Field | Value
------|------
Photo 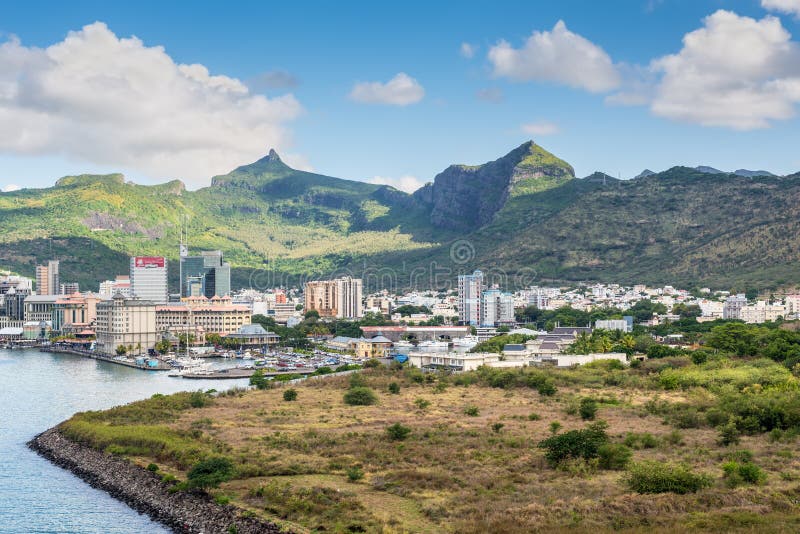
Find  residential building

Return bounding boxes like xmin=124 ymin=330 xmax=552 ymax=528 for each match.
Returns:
xmin=481 ymin=289 xmax=515 ymax=326
xmin=99 ymin=275 xmax=132 ymax=297
xmin=59 ymin=282 xmax=80 ymax=295
xmin=179 ymin=250 xmax=231 ymax=298
xmin=595 ymin=317 xmax=633 ymax=333
xmin=723 ymin=294 xmax=747 ymax=320
xmin=458 ymin=270 xmax=484 ymax=326
xmin=360 ymin=325 xmax=470 ymax=342
xmin=130 ymin=256 xmax=169 ymax=304
xmin=408 ymin=351 xmax=501 ymax=372
xmin=785 ymin=295 xmax=800 ymax=318
xmin=35 ymin=260 xmax=59 ymax=295
xmin=94 ymin=294 xmax=158 ymax=355
xmin=355 ymin=335 xmax=393 ymax=359
xmin=155 ymin=295 xmax=251 ymax=335
xmin=739 ymin=301 xmax=785 ymax=324
xmin=304 ymin=277 xmax=363 ymax=319
xmin=0 ymin=274 xmax=33 ymax=294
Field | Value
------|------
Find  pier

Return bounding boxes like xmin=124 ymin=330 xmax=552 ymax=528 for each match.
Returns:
xmin=39 ymin=346 xmax=173 ymax=371
xmin=180 ymin=367 xmax=316 ymax=379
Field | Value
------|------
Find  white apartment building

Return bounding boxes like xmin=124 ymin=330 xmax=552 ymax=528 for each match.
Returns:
xmin=130 ymin=256 xmax=168 ymax=304
xmin=99 ymin=275 xmax=132 ymax=297
xmin=95 ymin=294 xmax=158 ymax=355
xmin=739 ymin=301 xmax=785 ymax=324
xmin=481 ymin=289 xmax=515 ymax=326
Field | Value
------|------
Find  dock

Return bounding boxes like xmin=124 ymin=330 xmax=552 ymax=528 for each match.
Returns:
xmin=180 ymin=367 xmax=316 ymax=379
xmin=39 ymin=346 xmax=173 ymax=371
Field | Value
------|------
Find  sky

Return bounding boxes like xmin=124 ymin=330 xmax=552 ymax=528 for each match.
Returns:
xmin=2 ymin=0 xmax=800 ymax=192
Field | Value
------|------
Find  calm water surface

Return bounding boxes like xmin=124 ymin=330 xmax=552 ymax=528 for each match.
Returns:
xmin=0 ymin=348 xmax=249 ymax=533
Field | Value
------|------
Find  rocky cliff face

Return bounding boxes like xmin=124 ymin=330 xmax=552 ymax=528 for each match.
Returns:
xmin=414 ymin=141 xmax=574 ymax=232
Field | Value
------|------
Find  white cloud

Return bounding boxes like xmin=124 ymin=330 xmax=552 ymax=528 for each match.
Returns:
xmin=281 ymin=153 xmax=314 ymax=172
xmin=349 ymin=73 xmax=425 ymax=106
xmin=460 ymin=42 xmax=476 ymax=58
xmin=1 ymin=184 xmax=21 ymax=192
xmin=488 ymin=20 xmax=620 ymax=93
xmin=649 ymin=10 xmax=800 ymax=129
xmin=521 ymin=121 xmax=559 ymax=136
xmin=762 ymin=0 xmax=800 ymax=17
xmin=0 ymin=22 xmax=303 ymax=186
xmin=367 ymin=175 xmax=425 ymax=193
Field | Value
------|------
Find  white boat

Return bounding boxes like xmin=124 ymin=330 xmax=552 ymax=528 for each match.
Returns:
xmin=417 ymin=340 xmax=449 ymax=351
xmin=393 ymin=340 xmax=414 ymax=349
xmin=452 ymin=336 xmax=479 ymax=349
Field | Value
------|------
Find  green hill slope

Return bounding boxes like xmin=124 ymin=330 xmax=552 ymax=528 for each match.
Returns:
xmin=1 ymin=142 xmax=798 ymax=292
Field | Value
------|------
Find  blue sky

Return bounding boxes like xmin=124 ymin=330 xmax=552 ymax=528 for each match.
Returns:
xmin=2 ymin=0 xmax=800 ymax=191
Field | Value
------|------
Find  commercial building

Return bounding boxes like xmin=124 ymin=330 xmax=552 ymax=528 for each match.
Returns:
xmin=180 ymin=250 xmax=231 ymax=298
xmin=458 ymin=270 xmax=484 ymax=326
xmin=481 ymin=289 xmax=515 ymax=327
xmin=23 ymin=294 xmax=60 ymax=322
xmin=99 ymin=275 xmax=132 ymax=297
xmin=155 ymin=295 xmax=251 ymax=336
xmin=130 ymin=256 xmax=169 ymax=304
xmin=52 ymin=292 xmax=102 ymax=334
xmin=59 ymin=282 xmax=80 ymax=295
xmin=304 ymin=277 xmax=363 ymax=319
xmin=223 ymin=323 xmax=280 ymax=348
xmin=35 ymin=260 xmax=60 ymax=295
xmin=94 ymin=294 xmax=158 ymax=355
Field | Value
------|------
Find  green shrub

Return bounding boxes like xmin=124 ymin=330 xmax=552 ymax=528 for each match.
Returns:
xmin=537 ymin=421 xmax=609 ymax=466
xmin=146 ymin=463 xmax=159 ymax=472
xmin=349 ymin=373 xmax=368 ymax=388
xmin=189 ymin=390 xmax=210 ymax=408
xmin=491 ymin=422 xmax=505 ymax=434
xmin=579 ymin=398 xmax=598 ymax=421
xmin=187 ymin=456 xmax=235 ymax=489
xmin=624 ymin=461 xmax=712 ymax=494
xmin=528 ymin=412 xmax=541 ymax=421
xmin=388 ymin=382 xmax=400 ymax=394
xmin=537 ymin=380 xmax=557 ymax=396
xmin=718 ymin=420 xmax=741 ymax=446
xmin=283 ymin=388 xmax=298 ymax=402
xmin=215 ymin=494 xmax=231 ymax=505
xmin=414 ymin=398 xmax=431 ymax=410
xmin=464 ymin=405 xmax=480 ymax=417
xmin=363 ymin=358 xmax=382 ymax=368
xmin=346 ymin=465 xmax=364 ymax=481
xmin=249 ymin=369 xmax=271 ymax=390
xmin=722 ymin=460 xmax=767 ymax=487
xmin=549 ymin=421 xmax=562 ymax=435
xmin=343 ymin=387 xmax=378 ymax=406
xmin=598 ymin=443 xmax=632 ymax=470
xmin=386 ymin=423 xmax=412 ymax=441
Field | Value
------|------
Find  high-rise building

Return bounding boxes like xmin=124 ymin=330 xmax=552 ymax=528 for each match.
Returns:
xmin=35 ymin=260 xmax=60 ymax=295
xmin=130 ymin=256 xmax=169 ymax=304
xmin=458 ymin=270 xmax=484 ymax=326
xmin=481 ymin=289 xmax=515 ymax=327
xmin=304 ymin=277 xmax=363 ymax=319
xmin=59 ymin=282 xmax=80 ymax=295
xmin=179 ymin=250 xmax=231 ymax=298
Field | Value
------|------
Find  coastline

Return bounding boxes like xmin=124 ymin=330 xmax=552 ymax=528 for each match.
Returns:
xmin=27 ymin=427 xmax=285 ymax=534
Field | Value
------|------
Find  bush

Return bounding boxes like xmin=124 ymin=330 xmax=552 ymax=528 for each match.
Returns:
xmin=491 ymin=422 xmax=505 ymax=434
xmin=414 ymin=398 xmax=431 ymax=410
xmin=537 ymin=421 xmax=609 ymax=466
xmin=146 ymin=463 xmax=159 ymax=472
xmin=537 ymin=380 xmax=558 ymax=396
xmin=249 ymin=369 xmax=271 ymax=390
xmin=349 ymin=373 xmax=368 ymax=388
xmin=579 ymin=398 xmax=598 ymax=421
xmin=283 ymin=388 xmax=298 ymax=402
xmin=189 ymin=390 xmax=210 ymax=408
xmin=528 ymin=412 xmax=541 ymax=421
xmin=346 ymin=465 xmax=364 ymax=481
xmin=598 ymin=443 xmax=632 ymax=470
xmin=464 ymin=405 xmax=480 ymax=417
xmin=386 ymin=423 xmax=412 ymax=441
xmin=388 ymin=382 xmax=400 ymax=394
xmin=624 ymin=432 xmax=659 ymax=449
xmin=722 ymin=460 xmax=766 ymax=487
xmin=363 ymin=358 xmax=382 ymax=368
xmin=187 ymin=456 xmax=235 ymax=489
xmin=624 ymin=461 xmax=712 ymax=494
xmin=717 ymin=420 xmax=741 ymax=446
xmin=343 ymin=387 xmax=378 ymax=406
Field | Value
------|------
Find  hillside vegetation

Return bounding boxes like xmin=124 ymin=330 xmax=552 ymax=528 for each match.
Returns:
xmin=1 ymin=142 xmax=799 ymax=291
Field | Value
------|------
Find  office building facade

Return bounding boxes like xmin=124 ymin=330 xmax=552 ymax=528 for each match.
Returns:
xmin=130 ymin=256 xmax=169 ymax=304
xmin=180 ymin=250 xmax=231 ymax=298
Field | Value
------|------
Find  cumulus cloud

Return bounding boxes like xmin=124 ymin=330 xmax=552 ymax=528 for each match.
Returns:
xmin=349 ymin=73 xmax=425 ymax=106
xmin=762 ymin=0 xmax=800 ymax=17
xmin=521 ymin=121 xmax=559 ymax=136
xmin=0 ymin=22 xmax=303 ymax=186
xmin=488 ymin=21 xmax=620 ymax=93
xmin=460 ymin=42 xmax=476 ymax=58
xmin=367 ymin=175 xmax=425 ymax=193
xmin=476 ymin=87 xmax=504 ymax=103
xmin=649 ymin=10 xmax=800 ymax=129
xmin=1 ymin=184 xmax=21 ymax=192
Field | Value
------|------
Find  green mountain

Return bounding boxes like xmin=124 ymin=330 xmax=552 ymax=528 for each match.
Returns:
xmin=1 ymin=142 xmax=798 ymax=292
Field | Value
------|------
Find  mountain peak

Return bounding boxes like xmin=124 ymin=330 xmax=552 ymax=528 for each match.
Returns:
xmin=266 ymin=148 xmax=282 ymax=162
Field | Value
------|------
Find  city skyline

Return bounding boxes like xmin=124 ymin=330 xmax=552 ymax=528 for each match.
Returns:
xmin=2 ymin=1 xmax=800 ymax=193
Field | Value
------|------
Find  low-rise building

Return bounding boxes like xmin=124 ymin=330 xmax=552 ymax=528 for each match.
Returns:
xmin=407 ymin=351 xmax=500 ymax=372
xmin=355 ymin=335 xmax=392 ymax=359
xmin=223 ymin=324 xmax=280 ymax=348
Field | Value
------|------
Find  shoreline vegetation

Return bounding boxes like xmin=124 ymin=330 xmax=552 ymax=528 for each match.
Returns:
xmin=29 ymin=352 xmax=800 ymax=533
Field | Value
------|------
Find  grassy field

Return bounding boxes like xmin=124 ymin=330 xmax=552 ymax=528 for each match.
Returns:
xmin=60 ymin=360 xmax=800 ymax=533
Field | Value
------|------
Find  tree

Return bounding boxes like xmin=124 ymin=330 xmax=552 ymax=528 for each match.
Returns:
xmin=249 ymin=369 xmax=270 ymax=390
xmin=186 ymin=456 xmax=235 ymax=489
xmin=116 ymin=345 xmax=127 ymax=356
xmin=304 ymin=309 xmax=320 ymax=320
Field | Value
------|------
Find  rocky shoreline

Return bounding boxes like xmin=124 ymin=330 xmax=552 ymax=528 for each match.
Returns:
xmin=28 ymin=427 xmax=285 ymax=534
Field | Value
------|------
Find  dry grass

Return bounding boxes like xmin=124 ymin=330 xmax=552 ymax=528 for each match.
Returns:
xmin=99 ymin=367 xmax=800 ymax=533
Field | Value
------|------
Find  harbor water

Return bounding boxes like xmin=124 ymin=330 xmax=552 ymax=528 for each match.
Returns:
xmin=0 ymin=348 xmax=250 ymax=533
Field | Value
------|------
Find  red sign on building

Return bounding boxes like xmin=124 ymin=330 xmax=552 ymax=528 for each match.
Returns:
xmin=134 ymin=256 xmax=165 ymax=268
